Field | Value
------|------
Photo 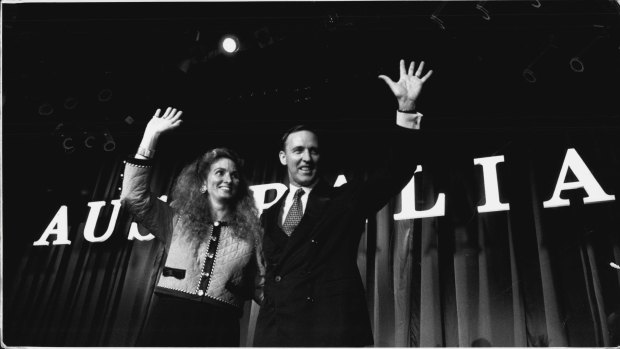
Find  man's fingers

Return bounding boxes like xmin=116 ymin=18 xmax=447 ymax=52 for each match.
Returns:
xmin=420 ymin=69 xmax=433 ymax=83
xmin=171 ymin=120 xmax=183 ymax=128
xmin=408 ymin=61 xmax=415 ymax=76
xmin=415 ymin=61 xmax=426 ymax=77
xmin=153 ymin=108 xmax=161 ymax=118
xmin=163 ymin=107 xmax=172 ymax=118
xmin=170 ymin=110 xmax=183 ymax=122
xmin=378 ymin=75 xmax=396 ymax=87
xmin=399 ymin=59 xmax=407 ymax=77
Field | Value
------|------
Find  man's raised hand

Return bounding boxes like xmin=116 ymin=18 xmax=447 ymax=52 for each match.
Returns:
xmin=378 ymin=59 xmax=433 ymax=111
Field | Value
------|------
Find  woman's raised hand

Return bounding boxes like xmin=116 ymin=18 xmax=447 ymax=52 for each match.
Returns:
xmin=136 ymin=107 xmax=184 ymax=158
xmin=144 ymin=107 xmax=183 ymax=137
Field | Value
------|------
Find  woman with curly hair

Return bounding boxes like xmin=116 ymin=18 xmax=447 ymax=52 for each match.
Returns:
xmin=120 ymin=107 xmax=264 ymax=346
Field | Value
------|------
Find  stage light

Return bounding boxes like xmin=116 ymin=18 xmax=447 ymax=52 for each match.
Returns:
xmin=522 ymin=68 xmax=537 ymax=84
xmin=102 ymin=129 xmax=116 ymax=152
xmin=98 ymin=88 xmax=113 ymax=102
xmin=53 ymin=123 xmax=75 ymax=153
xmin=38 ymin=102 xmax=54 ymax=116
xmin=430 ymin=2 xmax=447 ymax=30
xmin=83 ymin=131 xmax=96 ymax=149
xmin=522 ymin=39 xmax=558 ymax=83
xmin=475 ymin=1 xmax=491 ymax=21
xmin=64 ymin=96 xmax=78 ymax=110
xmin=62 ymin=136 xmax=75 ymax=153
xmin=569 ymin=30 xmax=606 ymax=73
xmin=254 ymin=27 xmax=274 ymax=49
xmin=611 ymin=262 xmax=620 ymax=270
xmin=221 ymin=36 xmax=239 ymax=54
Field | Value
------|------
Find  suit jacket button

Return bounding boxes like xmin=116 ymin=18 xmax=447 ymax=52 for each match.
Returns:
xmin=275 ymin=275 xmax=282 ymax=282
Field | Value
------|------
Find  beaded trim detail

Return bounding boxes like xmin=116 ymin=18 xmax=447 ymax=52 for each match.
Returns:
xmin=124 ymin=161 xmax=152 ymax=169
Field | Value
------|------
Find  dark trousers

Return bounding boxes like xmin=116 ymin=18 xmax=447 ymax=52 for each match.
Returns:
xmin=137 ymin=293 xmax=240 ymax=347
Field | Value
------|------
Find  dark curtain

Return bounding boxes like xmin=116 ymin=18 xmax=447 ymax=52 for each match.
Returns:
xmin=4 ymin=126 xmax=619 ymax=347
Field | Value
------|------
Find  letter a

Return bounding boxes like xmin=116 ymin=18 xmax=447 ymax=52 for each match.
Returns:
xmin=34 ymin=205 xmax=71 ymax=246
xmin=394 ymin=165 xmax=446 ymax=220
xmin=543 ymin=148 xmax=615 ymax=208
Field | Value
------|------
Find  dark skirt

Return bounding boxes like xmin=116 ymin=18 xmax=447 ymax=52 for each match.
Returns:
xmin=137 ymin=293 xmax=241 ymax=347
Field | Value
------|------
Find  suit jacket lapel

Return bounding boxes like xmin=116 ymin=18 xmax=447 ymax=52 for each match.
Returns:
xmin=263 ymin=188 xmax=289 ymax=250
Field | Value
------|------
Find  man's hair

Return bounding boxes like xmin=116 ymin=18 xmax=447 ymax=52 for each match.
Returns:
xmin=280 ymin=124 xmax=319 ymax=151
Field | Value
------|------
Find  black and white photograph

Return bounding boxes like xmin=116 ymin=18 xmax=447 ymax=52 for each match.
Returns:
xmin=2 ymin=0 xmax=620 ymax=347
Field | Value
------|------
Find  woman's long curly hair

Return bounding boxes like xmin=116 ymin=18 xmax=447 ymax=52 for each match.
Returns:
xmin=170 ymin=148 xmax=262 ymax=252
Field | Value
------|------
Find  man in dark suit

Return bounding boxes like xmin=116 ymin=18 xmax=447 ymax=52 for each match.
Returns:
xmin=254 ymin=59 xmax=433 ymax=347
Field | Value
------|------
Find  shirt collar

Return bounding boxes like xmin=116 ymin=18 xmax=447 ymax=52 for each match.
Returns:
xmin=288 ymin=182 xmax=315 ymax=195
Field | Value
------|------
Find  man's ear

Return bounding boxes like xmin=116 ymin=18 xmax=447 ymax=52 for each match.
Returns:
xmin=279 ymin=150 xmax=287 ymax=166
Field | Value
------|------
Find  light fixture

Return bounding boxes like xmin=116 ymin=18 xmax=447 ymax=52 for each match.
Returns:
xmin=475 ymin=1 xmax=491 ymax=21
xmin=102 ymin=129 xmax=116 ymax=152
xmin=430 ymin=2 xmax=447 ymax=30
xmin=54 ymin=123 xmax=75 ymax=153
xmin=522 ymin=39 xmax=558 ymax=83
xmin=221 ymin=35 xmax=239 ymax=54
xmin=611 ymin=262 xmax=620 ymax=270
xmin=569 ymin=28 xmax=607 ymax=73
xmin=38 ymin=102 xmax=54 ymax=116
xmin=98 ymin=88 xmax=113 ymax=102
xmin=64 ymin=96 xmax=78 ymax=110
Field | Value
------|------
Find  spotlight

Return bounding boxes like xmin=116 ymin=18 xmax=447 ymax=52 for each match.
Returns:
xmin=98 ymin=88 xmax=113 ymax=102
xmin=83 ymin=131 xmax=96 ymax=149
xmin=221 ymin=35 xmax=239 ymax=54
xmin=475 ymin=1 xmax=491 ymax=21
xmin=569 ymin=57 xmax=584 ymax=73
xmin=64 ymin=96 xmax=79 ymax=110
xmin=522 ymin=68 xmax=537 ymax=84
xmin=522 ymin=39 xmax=558 ymax=83
xmin=54 ymin=123 xmax=75 ymax=153
xmin=38 ymin=102 xmax=54 ymax=116
xmin=254 ymin=27 xmax=274 ymax=49
xmin=611 ymin=262 xmax=620 ymax=270
xmin=569 ymin=30 xmax=606 ymax=73
xmin=62 ymin=136 xmax=75 ymax=153
xmin=430 ymin=2 xmax=448 ymax=30
xmin=102 ymin=129 xmax=116 ymax=152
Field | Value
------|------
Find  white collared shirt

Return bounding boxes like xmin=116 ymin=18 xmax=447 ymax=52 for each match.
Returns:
xmin=281 ymin=184 xmax=313 ymax=225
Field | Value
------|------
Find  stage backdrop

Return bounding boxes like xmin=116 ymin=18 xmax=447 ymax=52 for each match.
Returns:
xmin=3 ymin=1 xmax=620 ymax=347
xmin=4 ymin=124 xmax=619 ymax=347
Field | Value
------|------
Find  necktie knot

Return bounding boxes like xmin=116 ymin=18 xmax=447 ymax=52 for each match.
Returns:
xmin=294 ymin=188 xmax=305 ymax=199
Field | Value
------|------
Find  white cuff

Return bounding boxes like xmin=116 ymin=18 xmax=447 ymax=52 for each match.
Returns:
xmin=396 ymin=110 xmax=423 ymax=130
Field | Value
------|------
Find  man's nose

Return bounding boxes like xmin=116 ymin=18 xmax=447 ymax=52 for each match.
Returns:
xmin=301 ymin=149 xmax=312 ymax=161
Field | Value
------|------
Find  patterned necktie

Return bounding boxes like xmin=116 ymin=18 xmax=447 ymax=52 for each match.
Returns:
xmin=282 ymin=188 xmax=305 ymax=236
